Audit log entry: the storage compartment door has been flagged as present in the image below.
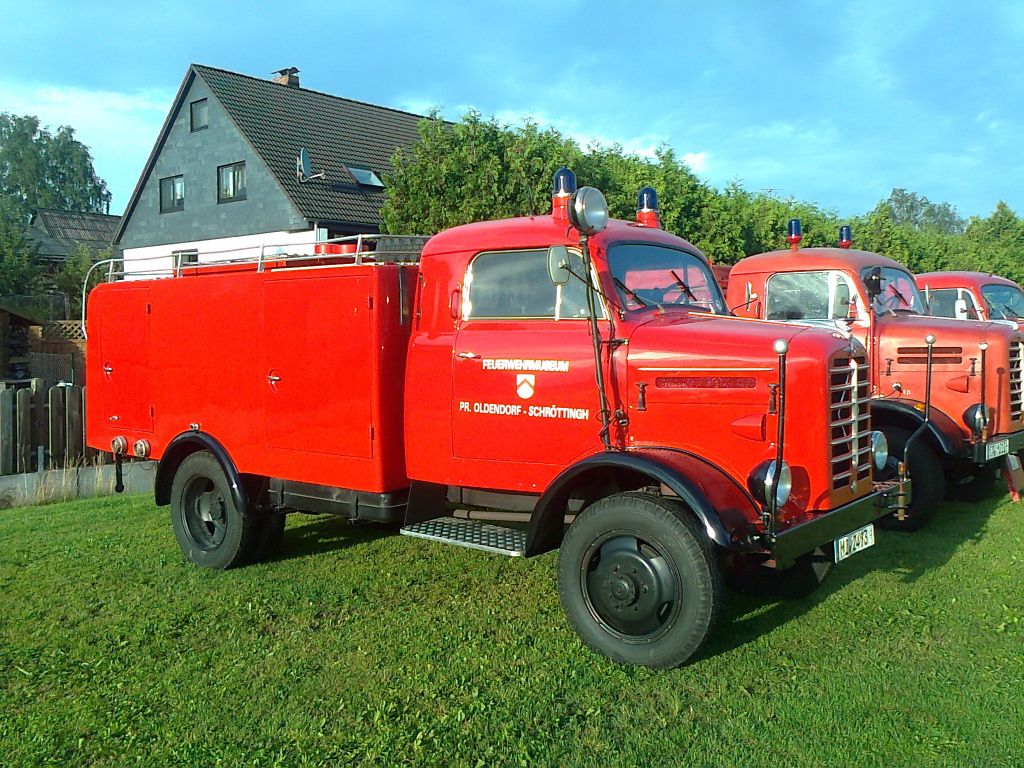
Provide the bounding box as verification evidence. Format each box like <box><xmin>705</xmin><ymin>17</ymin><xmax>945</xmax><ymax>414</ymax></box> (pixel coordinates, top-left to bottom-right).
<box><xmin>262</xmin><ymin>276</ymin><xmax>374</xmax><ymax>458</ymax></box>
<box><xmin>94</xmin><ymin>286</ymin><xmax>154</xmax><ymax>432</ymax></box>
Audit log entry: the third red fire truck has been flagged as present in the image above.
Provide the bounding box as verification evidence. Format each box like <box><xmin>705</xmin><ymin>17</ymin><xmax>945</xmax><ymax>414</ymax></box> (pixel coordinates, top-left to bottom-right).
<box><xmin>86</xmin><ymin>171</ymin><xmax>903</xmax><ymax>668</ymax></box>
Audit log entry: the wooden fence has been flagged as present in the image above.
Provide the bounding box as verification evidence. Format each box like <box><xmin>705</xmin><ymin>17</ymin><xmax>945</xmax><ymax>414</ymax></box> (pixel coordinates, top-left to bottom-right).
<box><xmin>0</xmin><ymin>380</ymin><xmax>94</xmax><ymax>476</ymax></box>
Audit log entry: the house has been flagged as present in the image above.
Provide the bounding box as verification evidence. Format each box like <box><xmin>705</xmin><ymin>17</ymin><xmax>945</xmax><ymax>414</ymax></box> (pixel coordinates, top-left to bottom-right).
<box><xmin>113</xmin><ymin>64</ymin><xmax>425</xmax><ymax>274</ymax></box>
<box><xmin>28</xmin><ymin>209</ymin><xmax>121</xmax><ymax>266</ymax></box>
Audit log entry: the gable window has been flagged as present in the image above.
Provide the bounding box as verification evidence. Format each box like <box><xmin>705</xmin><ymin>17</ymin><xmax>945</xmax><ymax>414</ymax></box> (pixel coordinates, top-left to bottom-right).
<box><xmin>462</xmin><ymin>249</ymin><xmax>600</xmax><ymax>320</ymax></box>
<box><xmin>347</xmin><ymin>165</ymin><xmax>384</xmax><ymax>188</ymax></box>
<box><xmin>218</xmin><ymin>161</ymin><xmax>246</xmax><ymax>203</ymax></box>
<box><xmin>190</xmin><ymin>99</ymin><xmax>209</xmax><ymax>131</ymax></box>
<box><xmin>159</xmin><ymin>175</ymin><xmax>184</xmax><ymax>213</ymax></box>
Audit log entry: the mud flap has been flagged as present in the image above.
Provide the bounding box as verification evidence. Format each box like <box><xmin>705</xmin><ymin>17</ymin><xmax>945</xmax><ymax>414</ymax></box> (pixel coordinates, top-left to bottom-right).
<box><xmin>1003</xmin><ymin>454</ymin><xmax>1024</xmax><ymax>502</ymax></box>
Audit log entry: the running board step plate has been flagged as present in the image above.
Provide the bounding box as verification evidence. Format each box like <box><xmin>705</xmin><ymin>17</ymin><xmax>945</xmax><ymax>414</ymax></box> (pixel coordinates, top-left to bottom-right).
<box><xmin>400</xmin><ymin>516</ymin><xmax>526</xmax><ymax>557</ymax></box>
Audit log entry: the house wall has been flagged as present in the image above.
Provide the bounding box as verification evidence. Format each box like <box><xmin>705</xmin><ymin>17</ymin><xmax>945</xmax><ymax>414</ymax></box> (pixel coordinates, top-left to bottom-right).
<box><xmin>118</xmin><ymin>73</ymin><xmax>307</xmax><ymax>252</ymax></box>
<box><xmin>121</xmin><ymin>229</ymin><xmax>322</xmax><ymax>277</ymax></box>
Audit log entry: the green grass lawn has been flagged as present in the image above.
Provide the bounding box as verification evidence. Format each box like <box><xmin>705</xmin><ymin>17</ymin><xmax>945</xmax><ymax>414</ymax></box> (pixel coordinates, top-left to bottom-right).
<box><xmin>1</xmin><ymin>491</ymin><xmax>1022</xmax><ymax>767</ymax></box>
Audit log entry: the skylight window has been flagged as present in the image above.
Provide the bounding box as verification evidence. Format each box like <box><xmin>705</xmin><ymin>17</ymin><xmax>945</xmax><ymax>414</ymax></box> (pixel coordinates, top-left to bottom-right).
<box><xmin>347</xmin><ymin>165</ymin><xmax>384</xmax><ymax>188</ymax></box>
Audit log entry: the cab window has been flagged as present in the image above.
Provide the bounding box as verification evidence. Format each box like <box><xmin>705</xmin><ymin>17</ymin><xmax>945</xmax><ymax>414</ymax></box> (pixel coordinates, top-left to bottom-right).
<box><xmin>928</xmin><ymin>288</ymin><xmax>978</xmax><ymax>320</ymax></box>
<box><xmin>765</xmin><ymin>270</ymin><xmax>857</xmax><ymax>321</ymax></box>
<box><xmin>981</xmin><ymin>284</ymin><xmax>1024</xmax><ymax>320</ymax></box>
<box><xmin>462</xmin><ymin>249</ymin><xmax>598</xmax><ymax>320</ymax></box>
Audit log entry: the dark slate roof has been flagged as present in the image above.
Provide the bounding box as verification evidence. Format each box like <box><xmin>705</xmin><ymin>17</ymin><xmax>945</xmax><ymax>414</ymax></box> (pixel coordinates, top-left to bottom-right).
<box><xmin>29</xmin><ymin>209</ymin><xmax>121</xmax><ymax>261</ymax></box>
<box><xmin>193</xmin><ymin>65</ymin><xmax>424</xmax><ymax>226</ymax></box>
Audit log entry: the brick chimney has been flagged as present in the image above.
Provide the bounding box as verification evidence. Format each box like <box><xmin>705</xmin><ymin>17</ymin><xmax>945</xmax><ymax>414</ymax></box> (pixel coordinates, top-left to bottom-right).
<box><xmin>272</xmin><ymin>67</ymin><xmax>300</xmax><ymax>87</ymax></box>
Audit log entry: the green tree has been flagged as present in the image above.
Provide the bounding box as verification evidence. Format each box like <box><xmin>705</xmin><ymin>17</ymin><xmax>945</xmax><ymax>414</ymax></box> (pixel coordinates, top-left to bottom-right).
<box><xmin>49</xmin><ymin>242</ymin><xmax>111</xmax><ymax>316</ymax></box>
<box><xmin>883</xmin><ymin>188</ymin><xmax>965</xmax><ymax>235</ymax></box>
<box><xmin>0</xmin><ymin>199</ymin><xmax>41</xmax><ymax>296</ymax></box>
<box><xmin>0</xmin><ymin>113</ymin><xmax>112</xmax><ymax>224</ymax></box>
<box><xmin>382</xmin><ymin>111</ymin><xmax>582</xmax><ymax>235</ymax></box>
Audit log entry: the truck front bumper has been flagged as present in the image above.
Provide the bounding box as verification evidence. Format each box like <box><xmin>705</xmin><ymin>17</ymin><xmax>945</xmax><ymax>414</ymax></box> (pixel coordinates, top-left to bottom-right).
<box><xmin>771</xmin><ymin>478</ymin><xmax>910</xmax><ymax>570</ymax></box>
<box><xmin>969</xmin><ymin>430</ymin><xmax>1024</xmax><ymax>464</ymax></box>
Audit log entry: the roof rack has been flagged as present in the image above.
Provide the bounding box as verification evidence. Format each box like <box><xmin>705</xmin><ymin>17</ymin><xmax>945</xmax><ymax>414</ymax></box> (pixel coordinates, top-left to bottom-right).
<box><xmin>80</xmin><ymin>233</ymin><xmax>428</xmax><ymax>338</ymax></box>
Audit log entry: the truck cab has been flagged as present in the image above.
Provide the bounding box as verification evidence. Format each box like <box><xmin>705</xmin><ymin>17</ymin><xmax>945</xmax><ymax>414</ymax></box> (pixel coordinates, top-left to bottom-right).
<box><xmin>87</xmin><ymin>176</ymin><xmax>902</xmax><ymax>669</ymax></box>
<box><xmin>917</xmin><ymin>271</ymin><xmax>1024</xmax><ymax>330</ymax></box>
<box><xmin>726</xmin><ymin>225</ymin><xmax>1024</xmax><ymax>526</ymax></box>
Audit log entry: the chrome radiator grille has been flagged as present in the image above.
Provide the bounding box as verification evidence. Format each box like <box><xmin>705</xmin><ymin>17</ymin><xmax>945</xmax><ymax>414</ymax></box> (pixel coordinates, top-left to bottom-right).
<box><xmin>830</xmin><ymin>354</ymin><xmax>872</xmax><ymax>491</ymax></box>
<box><xmin>1010</xmin><ymin>342</ymin><xmax>1023</xmax><ymax>421</ymax></box>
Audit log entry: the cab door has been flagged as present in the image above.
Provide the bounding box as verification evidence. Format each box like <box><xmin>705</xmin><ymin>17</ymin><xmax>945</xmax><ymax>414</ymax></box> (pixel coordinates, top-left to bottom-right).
<box><xmin>451</xmin><ymin>248</ymin><xmax>603</xmax><ymax>467</ymax></box>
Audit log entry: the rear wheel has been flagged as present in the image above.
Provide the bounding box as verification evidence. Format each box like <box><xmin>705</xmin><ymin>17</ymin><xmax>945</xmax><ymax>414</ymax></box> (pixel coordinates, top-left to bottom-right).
<box><xmin>557</xmin><ymin>492</ymin><xmax>722</xmax><ymax>669</ymax></box>
<box><xmin>170</xmin><ymin>451</ymin><xmax>261</xmax><ymax>569</ymax></box>
<box><xmin>950</xmin><ymin>464</ymin><xmax>999</xmax><ymax>502</ymax></box>
<box><xmin>253</xmin><ymin>512</ymin><xmax>287</xmax><ymax>561</ymax></box>
<box><xmin>876</xmin><ymin>426</ymin><xmax>943</xmax><ymax>532</ymax></box>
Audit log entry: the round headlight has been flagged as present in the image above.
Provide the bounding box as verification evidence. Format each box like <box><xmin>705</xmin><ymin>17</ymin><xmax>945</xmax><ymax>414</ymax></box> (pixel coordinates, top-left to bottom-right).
<box><xmin>568</xmin><ymin>186</ymin><xmax>610</xmax><ymax>235</ymax></box>
<box><xmin>962</xmin><ymin>403</ymin><xmax>990</xmax><ymax>434</ymax></box>
<box><xmin>748</xmin><ymin>460</ymin><xmax>793</xmax><ymax>508</ymax></box>
<box><xmin>870</xmin><ymin>430</ymin><xmax>888</xmax><ymax>471</ymax></box>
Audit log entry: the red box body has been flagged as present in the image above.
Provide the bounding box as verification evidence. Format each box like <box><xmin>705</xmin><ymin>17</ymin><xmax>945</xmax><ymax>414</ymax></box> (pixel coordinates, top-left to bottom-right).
<box><xmin>87</xmin><ymin>262</ymin><xmax>414</xmax><ymax>493</ymax></box>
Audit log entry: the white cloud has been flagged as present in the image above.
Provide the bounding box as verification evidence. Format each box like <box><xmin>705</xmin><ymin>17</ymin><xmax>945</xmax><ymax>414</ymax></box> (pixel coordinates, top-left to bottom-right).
<box><xmin>0</xmin><ymin>81</ymin><xmax>173</xmax><ymax>213</ymax></box>
<box><xmin>682</xmin><ymin>151</ymin><xmax>708</xmax><ymax>173</ymax></box>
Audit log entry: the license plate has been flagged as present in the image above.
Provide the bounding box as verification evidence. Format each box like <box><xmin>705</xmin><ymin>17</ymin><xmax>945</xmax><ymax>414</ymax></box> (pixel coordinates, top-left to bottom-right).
<box><xmin>834</xmin><ymin>524</ymin><xmax>875</xmax><ymax>563</ymax></box>
<box><xmin>986</xmin><ymin>438</ymin><xmax>1010</xmax><ymax>461</ymax></box>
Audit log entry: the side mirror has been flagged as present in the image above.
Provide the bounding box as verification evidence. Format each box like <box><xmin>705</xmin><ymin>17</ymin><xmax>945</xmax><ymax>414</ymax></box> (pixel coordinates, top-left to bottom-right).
<box><xmin>847</xmin><ymin>295</ymin><xmax>859</xmax><ymax>322</ymax></box>
<box><xmin>954</xmin><ymin>298</ymin><xmax>970</xmax><ymax>320</ymax></box>
<box><xmin>864</xmin><ymin>266</ymin><xmax>882</xmax><ymax>300</ymax></box>
<box><xmin>547</xmin><ymin>245</ymin><xmax>571</xmax><ymax>286</ymax></box>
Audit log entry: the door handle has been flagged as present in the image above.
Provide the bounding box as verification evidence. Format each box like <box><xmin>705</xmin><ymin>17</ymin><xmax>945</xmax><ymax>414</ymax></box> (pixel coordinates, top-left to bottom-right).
<box><xmin>267</xmin><ymin>373</ymin><xmax>281</xmax><ymax>383</ymax></box>
<box><xmin>103</xmin><ymin>364</ymin><xmax>113</xmax><ymax>375</ymax></box>
<box><xmin>456</xmin><ymin>351</ymin><xmax>478</xmax><ymax>359</ymax></box>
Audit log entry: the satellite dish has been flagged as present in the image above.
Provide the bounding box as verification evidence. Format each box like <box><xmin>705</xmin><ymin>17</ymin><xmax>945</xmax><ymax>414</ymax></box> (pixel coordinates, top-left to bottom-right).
<box><xmin>296</xmin><ymin>147</ymin><xmax>325</xmax><ymax>182</ymax></box>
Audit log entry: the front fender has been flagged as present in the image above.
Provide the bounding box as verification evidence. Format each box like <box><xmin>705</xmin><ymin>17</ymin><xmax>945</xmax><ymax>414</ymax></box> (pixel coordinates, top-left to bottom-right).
<box><xmin>526</xmin><ymin>448</ymin><xmax>759</xmax><ymax>556</ymax></box>
<box><xmin>869</xmin><ymin>399</ymin><xmax>965</xmax><ymax>457</ymax></box>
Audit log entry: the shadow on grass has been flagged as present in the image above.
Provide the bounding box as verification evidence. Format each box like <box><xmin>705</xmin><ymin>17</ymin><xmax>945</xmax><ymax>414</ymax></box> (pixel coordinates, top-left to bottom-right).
<box><xmin>267</xmin><ymin>515</ymin><xmax>399</xmax><ymax>563</ymax></box>
<box><xmin>694</xmin><ymin>491</ymin><xmax>1008</xmax><ymax>662</ymax></box>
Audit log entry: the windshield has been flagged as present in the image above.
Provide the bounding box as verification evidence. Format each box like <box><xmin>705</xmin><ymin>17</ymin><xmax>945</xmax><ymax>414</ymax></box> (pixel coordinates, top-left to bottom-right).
<box><xmin>606</xmin><ymin>243</ymin><xmax>726</xmax><ymax>313</ymax></box>
<box><xmin>981</xmin><ymin>284</ymin><xmax>1024</xmax><ymax>320</ymax></box>
<box><xmin>861</xmin><ymin>266</ymin><xmax>925</xmax><ymax>314</ymax></box>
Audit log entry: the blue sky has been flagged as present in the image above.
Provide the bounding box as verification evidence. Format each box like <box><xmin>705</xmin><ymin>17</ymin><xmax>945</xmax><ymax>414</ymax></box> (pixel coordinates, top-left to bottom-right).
<box><xmin>2</xmin><ymin>0</ymin><xmax>1021</xmax><ymax>221</ymax></box>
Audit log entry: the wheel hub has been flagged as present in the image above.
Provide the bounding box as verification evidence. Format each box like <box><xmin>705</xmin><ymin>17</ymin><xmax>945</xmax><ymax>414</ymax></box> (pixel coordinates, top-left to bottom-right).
<box><xmin>584</xmin><ymin>534</ymin><xmax>678</xmax><ymax>638</ymax></box>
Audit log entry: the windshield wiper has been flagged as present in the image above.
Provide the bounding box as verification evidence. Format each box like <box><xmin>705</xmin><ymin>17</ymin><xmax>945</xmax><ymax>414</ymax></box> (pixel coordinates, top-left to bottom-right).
<box><xmin>669</xmin><ymin>270</ymin><xmax>699</xmax><ymax>303</ymax></box>
<box><xmin>886</xmin><ymin>283</ymin><xmax>912</xmax><ymax>308</ymax></box>
<box><xmin>612</xmin><ymin>277</ymin><xmax>659</xmax><ymax>311</ymax></box>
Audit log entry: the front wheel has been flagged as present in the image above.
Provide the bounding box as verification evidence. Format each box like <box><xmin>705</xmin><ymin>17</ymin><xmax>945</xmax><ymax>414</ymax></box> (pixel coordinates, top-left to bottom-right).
<box><xmin>876</xmin><ymin>426</ymin><xmax>944</xmax><ymax>532</ymax></box>
<box><xmin>557</xmin><ymin>492</ymin><xmax>722</xmax><ymax>669</ymax></box>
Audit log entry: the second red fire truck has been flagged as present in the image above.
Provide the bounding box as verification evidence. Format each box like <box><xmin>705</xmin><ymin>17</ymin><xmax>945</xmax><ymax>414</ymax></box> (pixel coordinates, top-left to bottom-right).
<box><xmin>725</xmin><ymin>222</ymin><xmax>1024</xmax><ymax>528</ymax></box>
<box><xmin>86</xmin><ymin>171</ymin><xmax>903</xmax><ymax>668</ymax></box>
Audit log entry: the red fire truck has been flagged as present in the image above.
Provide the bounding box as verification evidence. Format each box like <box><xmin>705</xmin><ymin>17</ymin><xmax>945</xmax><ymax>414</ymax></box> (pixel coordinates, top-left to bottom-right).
<box><xmin>916</xmin><ymin>271</ymin><xmax>1024</xmax><ymax>329</ymax></box>
<box><xmin>87</xmin><ymin>172</ymin><xmax>901</xmax><ymax>668</ymax></box>
<box><xmin>725</xmin><ymin>222</ymin><xmax>1024</xmax><ymax>529</ymax></box>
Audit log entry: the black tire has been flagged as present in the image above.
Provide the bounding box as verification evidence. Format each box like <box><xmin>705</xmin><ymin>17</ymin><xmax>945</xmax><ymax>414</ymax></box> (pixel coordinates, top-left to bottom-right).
<box><xmin>726</xmin><ymin>547</ymin><xmax>833</xmax><ymax>600</ymax></box>
<box><xmin>557</xmin><ymin>492</ymin><xmax>722</xmax><ymax>669</ymax></box>
<box><xmin>876</xmin><ymin>426</ymin><xmax>944</xmax><ymax>532</ymax></box>
<box><xmin>951</xmin><ymin>465</ymin><xmax>999</xmax><ymax>502</ymax></box>
<box><xmin>170</xmin><ymin>450</ymin><xmax>261</xmax><ymax>569</ymax></box>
